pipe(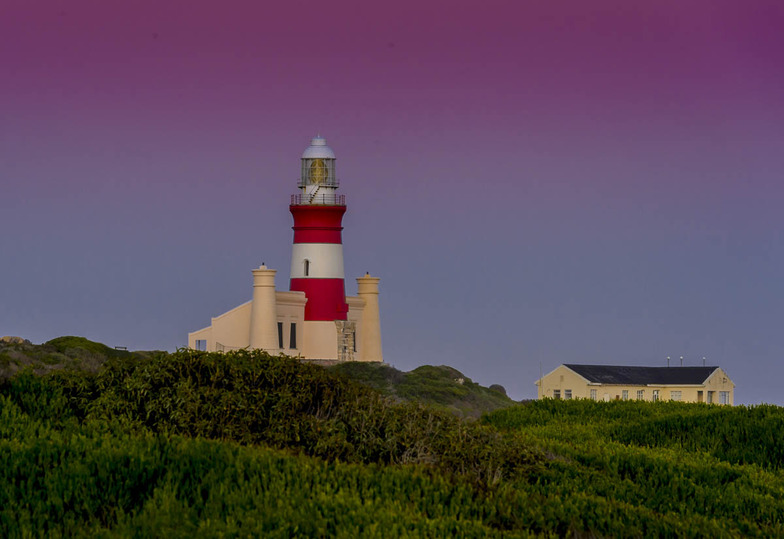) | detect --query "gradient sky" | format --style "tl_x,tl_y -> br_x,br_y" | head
2,0 -> 783,404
